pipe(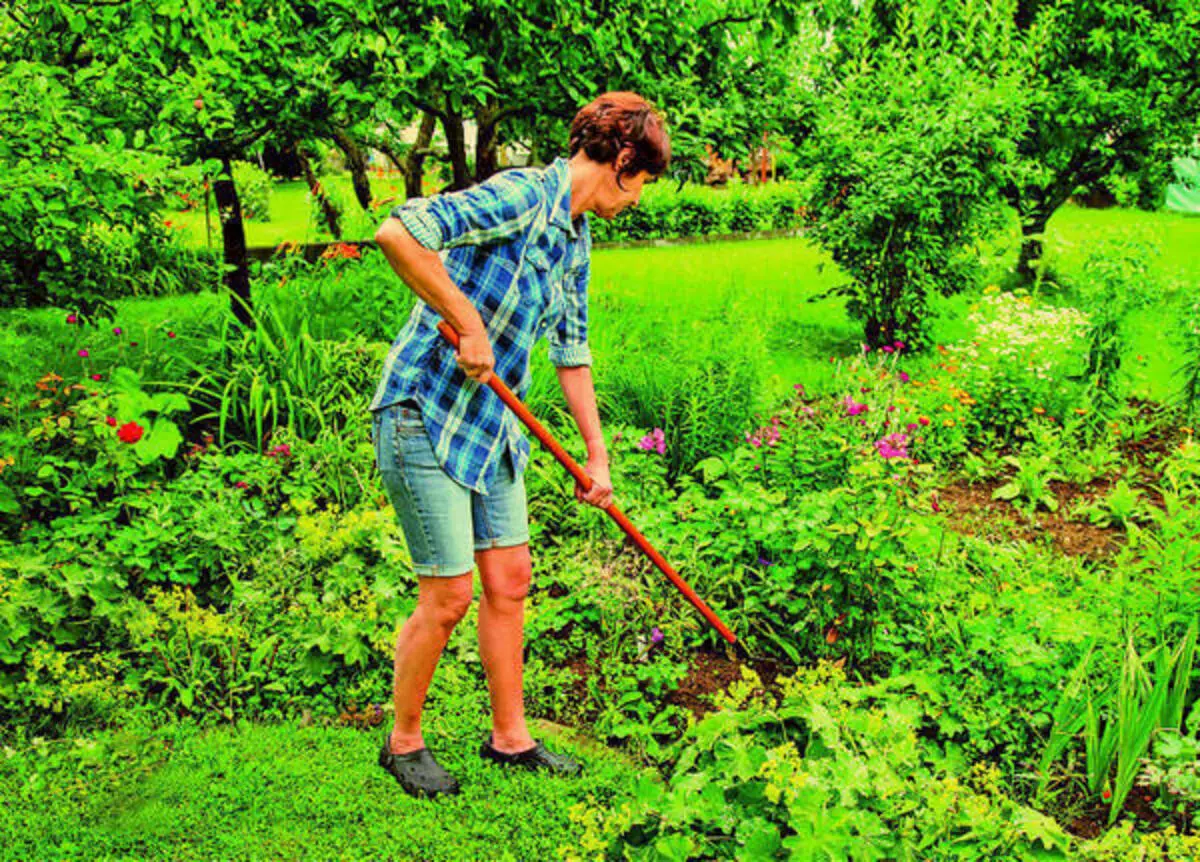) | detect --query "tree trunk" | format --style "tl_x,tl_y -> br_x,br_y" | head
212,155 -> 254,329
442,112 -> 471,191
404,112 -> 438,199
475,98 -> 501,183
332,128 -> 373,210
1017,213 -> 1049,281
296,145 -> 342,239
